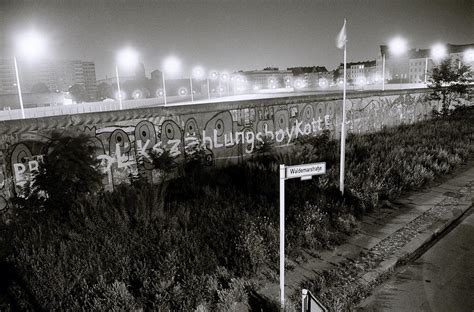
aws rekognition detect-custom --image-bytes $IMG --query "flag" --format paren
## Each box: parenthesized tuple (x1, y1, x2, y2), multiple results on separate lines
(336, 19, 347, 49)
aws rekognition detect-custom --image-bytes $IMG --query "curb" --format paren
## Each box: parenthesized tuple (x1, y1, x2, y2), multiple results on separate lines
(356, 200, 473, 304)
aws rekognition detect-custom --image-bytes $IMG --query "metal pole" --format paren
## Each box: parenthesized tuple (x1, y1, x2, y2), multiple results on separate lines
(115, 65, 123, 110)
(13, 56, 25, 119)
(340, 41, 347, 195)
(162, 72, 167, 106)
(382, 54, 385, 91)
(302, 289, 308, 312)
(424, 57, 428, 85)
(190, 77, 194, 102)
(279, 164, 286, 309)
(207, 78, 211, 100)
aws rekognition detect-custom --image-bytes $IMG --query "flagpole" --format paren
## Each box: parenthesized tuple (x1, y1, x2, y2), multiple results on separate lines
(339, 27, 347, 195)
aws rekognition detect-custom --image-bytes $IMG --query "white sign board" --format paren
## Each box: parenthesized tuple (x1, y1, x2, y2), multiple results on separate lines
(285, 162, 326, 179)
(302, 289, 328, 312)
(279, 164, 327, 309)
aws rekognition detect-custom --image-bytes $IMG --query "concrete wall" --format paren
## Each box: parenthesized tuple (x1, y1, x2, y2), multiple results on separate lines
(0, 88, 469, 214)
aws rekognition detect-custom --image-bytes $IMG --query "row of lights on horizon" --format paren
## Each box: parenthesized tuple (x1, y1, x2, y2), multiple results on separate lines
(117, 47, 248, 107)
(12, 29, 249, 115)
(10, 29, 474, 118)
(382, 36, 474, 90)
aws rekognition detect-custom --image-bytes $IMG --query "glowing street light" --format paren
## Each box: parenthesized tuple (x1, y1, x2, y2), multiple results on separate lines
(221, 72, 230, 96)
(207, 71, 219, 99)
(192, 66, 205, 79)
(14, 29, 47, 119)
(389, 37, 408, 56)
(132, 89, 143, 99)
(294, 79, 305, 90)
(156, 89, 164, 97)
(192, 66, 209, 101)
(209, 71, 219, 80)
(381, 36, 408, 91)
(178, 87, 188, 96)
(162, 55, 182, 105)
(464, 48, 474, 63)
(319, 78, 328, 88)
(431, 43, 447, 61)
(116, 47, 139, 109)
(190, 66, 203, 103)
(422, 43, 447, 84)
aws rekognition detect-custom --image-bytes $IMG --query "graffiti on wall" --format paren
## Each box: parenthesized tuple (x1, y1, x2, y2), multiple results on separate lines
(0, 91, 440, 213)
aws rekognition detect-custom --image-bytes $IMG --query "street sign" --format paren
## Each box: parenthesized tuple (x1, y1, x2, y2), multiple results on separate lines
(302, 289, 328, 312)
(279, 163, 326, 309)
(285, 162, 326, 180)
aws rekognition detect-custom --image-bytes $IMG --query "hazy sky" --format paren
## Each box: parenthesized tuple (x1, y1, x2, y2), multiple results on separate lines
(2, 0, 473, 79)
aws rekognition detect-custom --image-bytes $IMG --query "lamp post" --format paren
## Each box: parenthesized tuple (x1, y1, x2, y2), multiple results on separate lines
(192, 66, 205, 103)
(209, 71, 218, 99)
(13, 57, 25, 119)
(189, 77, 194, 102)
(14, 29, 47, 119)
(383, 37, 408, 90)
(116, 47, 139, 110)
(382, 53, 386, 91)
(162, 55, 181, 106)
(221, 72, 229, 96)
(425, 43, 447, 85)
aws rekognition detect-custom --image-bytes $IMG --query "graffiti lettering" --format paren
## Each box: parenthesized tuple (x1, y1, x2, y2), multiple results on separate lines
(136, 139, 152, 161)
(13, 156, 42, 186)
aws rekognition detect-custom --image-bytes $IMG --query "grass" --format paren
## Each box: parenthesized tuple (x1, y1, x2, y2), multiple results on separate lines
(0, 106, 473, 311)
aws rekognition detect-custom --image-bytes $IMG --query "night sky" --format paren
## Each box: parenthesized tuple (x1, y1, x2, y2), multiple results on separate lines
(2, 0, 473, 79)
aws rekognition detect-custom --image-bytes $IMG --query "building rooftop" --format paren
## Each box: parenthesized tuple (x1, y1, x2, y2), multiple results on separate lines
(287, 66, 328, 75)
(380, 43, 474, 58)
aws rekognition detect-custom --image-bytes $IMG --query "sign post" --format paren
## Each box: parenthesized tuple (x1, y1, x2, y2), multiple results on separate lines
(279, 162, 326, 310)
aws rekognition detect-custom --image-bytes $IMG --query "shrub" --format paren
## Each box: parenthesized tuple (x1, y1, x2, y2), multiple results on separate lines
(15, 132, 102, 218)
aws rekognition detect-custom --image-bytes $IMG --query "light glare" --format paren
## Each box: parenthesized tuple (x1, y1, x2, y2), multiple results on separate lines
(163, 55, 181, 76)
(117, 47, 139, 71)
(192, 66, 205, 79)
(15, 29, 47, 61)
(389, 37, 408, 56)
(463, 49, 474, 63)
(431, 43, 447, 61)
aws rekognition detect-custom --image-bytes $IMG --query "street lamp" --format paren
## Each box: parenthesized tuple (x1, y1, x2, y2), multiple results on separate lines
(431, 43, 447, 61)
(14, 29, 47, 119)
(209, 70, 219, 98)
(116, 47, 139, 109)
(162, 55, 182, 106)
(192, 66, 206, 102)
(382, 36, 408, 91)
(221, 72, 229, 96)
(464, 48, 474, 63)
(423, 43, 447, 84)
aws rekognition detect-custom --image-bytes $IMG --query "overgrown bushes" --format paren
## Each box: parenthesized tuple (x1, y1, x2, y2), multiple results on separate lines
(1, 106, 473, 311)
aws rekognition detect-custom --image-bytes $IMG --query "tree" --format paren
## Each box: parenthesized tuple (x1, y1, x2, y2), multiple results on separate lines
(68, 84, 89, 103)
(333, 67, 342, 83)
(26, 133, 102, 217)
(428, 58, 472, 115)
(31, 82, 50, 93)
(96, 82, 113, 101)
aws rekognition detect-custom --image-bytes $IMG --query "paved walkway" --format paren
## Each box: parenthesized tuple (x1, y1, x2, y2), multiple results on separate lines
(356, 210, 474, 311)
(257, 161, 474, 310)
